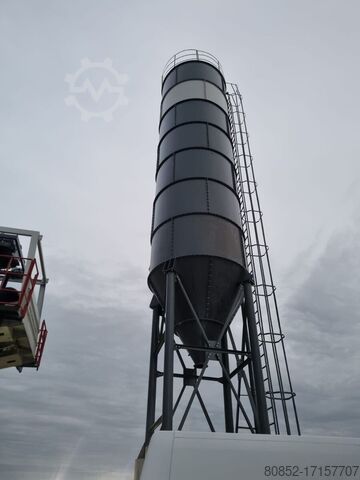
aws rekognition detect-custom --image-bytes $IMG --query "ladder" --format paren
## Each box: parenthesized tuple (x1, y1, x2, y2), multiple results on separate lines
(227, 84, 301, 435)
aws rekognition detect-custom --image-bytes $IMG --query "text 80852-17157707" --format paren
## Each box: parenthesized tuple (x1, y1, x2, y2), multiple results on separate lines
(264, 465, 360, 478)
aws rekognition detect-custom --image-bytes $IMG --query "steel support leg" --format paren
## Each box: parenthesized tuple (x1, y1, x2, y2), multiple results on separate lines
(243, 281, 270, 434)
(222, 335, 234, 432)
(145, 305, 160, 445)
(241, 303, 258, 428)
(161, 271, 176, 430)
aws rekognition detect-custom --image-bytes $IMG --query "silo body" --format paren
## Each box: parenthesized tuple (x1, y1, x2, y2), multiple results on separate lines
(148, 60, 247, 366)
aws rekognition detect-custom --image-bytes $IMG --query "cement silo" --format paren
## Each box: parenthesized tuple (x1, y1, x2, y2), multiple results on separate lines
(139, 51, 300, 466)
(149, 57, 248, 368)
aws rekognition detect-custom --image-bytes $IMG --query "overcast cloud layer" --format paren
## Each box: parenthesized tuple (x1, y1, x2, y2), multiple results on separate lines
(1, 1, 360, 478)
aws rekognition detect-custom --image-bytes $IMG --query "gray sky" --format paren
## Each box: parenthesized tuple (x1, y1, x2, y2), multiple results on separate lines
(1, 0, 360, 478)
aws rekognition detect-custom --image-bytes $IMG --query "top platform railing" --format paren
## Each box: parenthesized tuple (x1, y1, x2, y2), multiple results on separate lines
(162, 49, 224, 82)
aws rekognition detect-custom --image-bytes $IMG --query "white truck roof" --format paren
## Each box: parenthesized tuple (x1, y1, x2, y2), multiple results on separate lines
(139, 431, 360, 480)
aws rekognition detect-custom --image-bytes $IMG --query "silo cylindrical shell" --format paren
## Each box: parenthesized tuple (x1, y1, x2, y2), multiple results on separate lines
(148, 59, 247, 366)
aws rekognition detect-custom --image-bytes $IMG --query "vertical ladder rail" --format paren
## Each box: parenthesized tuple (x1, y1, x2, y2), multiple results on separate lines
(227, 93, 279, 434)
(227, 83, 301, 435)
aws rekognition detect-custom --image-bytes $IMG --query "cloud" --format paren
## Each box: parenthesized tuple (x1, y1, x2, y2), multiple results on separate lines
(0, 256, 151, 480)
(282, 226, 360, 437)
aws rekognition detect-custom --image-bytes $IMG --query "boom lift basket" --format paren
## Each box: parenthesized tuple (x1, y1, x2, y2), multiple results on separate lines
(0, 227, 48, 371)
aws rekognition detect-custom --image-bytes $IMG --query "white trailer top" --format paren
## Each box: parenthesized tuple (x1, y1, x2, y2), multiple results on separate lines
(139, 431, 360, 480)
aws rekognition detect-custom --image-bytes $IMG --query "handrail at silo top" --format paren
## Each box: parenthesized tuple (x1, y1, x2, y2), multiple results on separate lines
(162, 49, 224, 82)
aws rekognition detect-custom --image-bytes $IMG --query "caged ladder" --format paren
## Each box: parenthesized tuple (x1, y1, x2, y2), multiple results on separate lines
(227, 83, 301, 435)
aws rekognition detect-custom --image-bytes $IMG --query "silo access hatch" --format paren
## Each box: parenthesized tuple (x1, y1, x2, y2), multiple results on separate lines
(0, 227, 48, 371)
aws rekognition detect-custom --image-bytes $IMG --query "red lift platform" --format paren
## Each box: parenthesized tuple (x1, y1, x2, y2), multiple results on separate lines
(0, 227, 48, 371)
